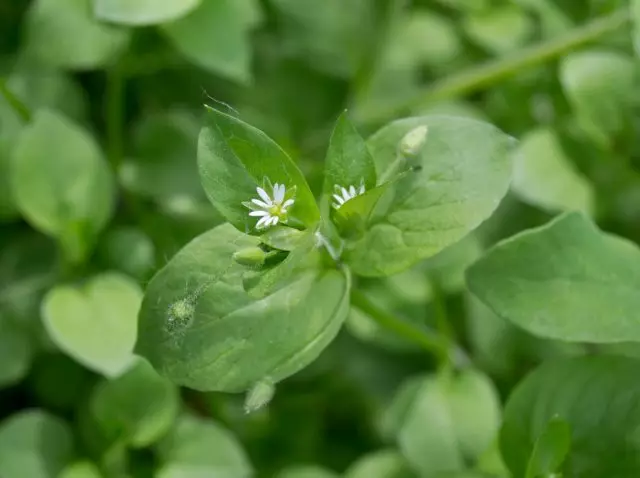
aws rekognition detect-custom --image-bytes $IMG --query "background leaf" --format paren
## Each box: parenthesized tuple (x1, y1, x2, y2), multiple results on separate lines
(512, 128, 594, 214)
(89, 357, 179, 448)
(501, 355, 640, 478)
(157, 414, 252, 478)
(24, 0, 129, 70)
(0, 409, 74, 478)
(161, 0, 261, 83)
(93, 0, 201, 26)
(42, 272, 141, 376)
(467, 212, 640, 343)
(11, 109, 115, 262)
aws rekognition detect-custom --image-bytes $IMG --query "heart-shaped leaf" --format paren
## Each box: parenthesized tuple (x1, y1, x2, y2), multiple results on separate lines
(137, 223, 350, 392)
(42, 272, 141, 376)
(467, 212, 640, 343)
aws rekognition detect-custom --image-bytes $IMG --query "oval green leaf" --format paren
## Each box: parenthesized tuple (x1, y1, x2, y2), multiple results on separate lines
(90, 357, 179, 448)
(42, 272, 142, 377)
(137, 223, 350, 392)
(25, 0, 129, 70)
(345, 116, 514, 277)
(161, 0, 259, 83)
(467, 212, 640, 343)
(0, 410, 74, 478)
(345, 449, 416, 478)
(157, 414, 252, 478)
(197, 108, 320, 233)
(512, 128, 594, 214)
(11, 109, 115, 263)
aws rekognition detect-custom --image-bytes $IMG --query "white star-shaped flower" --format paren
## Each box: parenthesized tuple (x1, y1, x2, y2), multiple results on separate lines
(332, 184, 365, 210)
(243, 182, 294, 229)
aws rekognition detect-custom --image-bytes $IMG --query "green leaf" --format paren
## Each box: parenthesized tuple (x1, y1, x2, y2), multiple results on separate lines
(501, 355, 640, 478)
(157, 414, 252, 478)
(324, 112, 376, 199)
(512, 128, 594, 214)
(24, 0, 129, 70)
(467, 212, 640, 343)
(137, 223, 350, 392)
(42, 272, 142, 376)
(59, 461, 103, 478)
(11, 109, 115, 263)
(0, 312, 33, 389)
(120, 111, 214, 221)
(197, 107, 320, 233)
(93, 0, 201, 26)
(423, 233, 482, 293)
(271, 0, 375, 78)
(463, 6, 534, 54)
(161, 0, 260, 83)
(346, 116, 514, 277)
(560, 49, 638, 144)
(0, 410, 74, 478)
(345, 449, 415, 478)
(525, 417, 571, 478)
(386, 370, 501, 477)
(98, 227, 156, 280)
(276, 466, 339, 478)
(90, 357, 179, 448)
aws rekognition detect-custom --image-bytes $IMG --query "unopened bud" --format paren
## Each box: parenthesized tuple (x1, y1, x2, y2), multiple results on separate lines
(399, 125, 428, 157)
(233, 247, 267, 266)
(244, 378, 275, 414)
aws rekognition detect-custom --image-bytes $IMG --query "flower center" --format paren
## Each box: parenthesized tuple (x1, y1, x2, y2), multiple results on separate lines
(269, 203, 285, 218)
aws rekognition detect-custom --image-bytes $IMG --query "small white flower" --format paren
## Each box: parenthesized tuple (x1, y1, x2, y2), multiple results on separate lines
(332, 183, 365, 210)
(243, 182, 295, 229)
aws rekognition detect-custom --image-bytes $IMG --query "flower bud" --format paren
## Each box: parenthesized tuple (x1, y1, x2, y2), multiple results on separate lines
(233, 247, 267, 266)
(399, 125, 428, 157)
(244, 378, 275, 414)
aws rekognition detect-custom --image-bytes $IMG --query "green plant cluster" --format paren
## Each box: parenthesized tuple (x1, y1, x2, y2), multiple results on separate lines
(1, 1, 640, 478)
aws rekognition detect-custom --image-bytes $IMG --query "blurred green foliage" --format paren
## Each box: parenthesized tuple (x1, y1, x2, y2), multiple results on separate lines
(1, 0, 640, 477)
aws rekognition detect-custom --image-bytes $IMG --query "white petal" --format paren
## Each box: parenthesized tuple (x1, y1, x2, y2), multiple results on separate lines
(359, 184, 365, 194)
(249, 210, 269, 216)
(256, 216, 271, 228)
(333, 194, 345, 205)
(256, 187, 272, 204)
(341, 187, 349, 198)
(251, 198, 270, 208)
(349, 185, 356, 196)
(273, 183, 285, 202)
(282, 198, 294, 208)
(270, 216, 279, 226)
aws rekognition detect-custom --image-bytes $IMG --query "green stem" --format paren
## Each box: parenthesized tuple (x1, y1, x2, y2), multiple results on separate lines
(356, 9, 630, 125)
(0, 77, 31, 122)
(350, 288, 451, 364)
(430, 280, 453, 341)
(105, 64, 125, 169)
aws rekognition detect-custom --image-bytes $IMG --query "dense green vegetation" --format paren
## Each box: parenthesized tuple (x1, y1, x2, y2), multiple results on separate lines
(1, 1, 640, 477)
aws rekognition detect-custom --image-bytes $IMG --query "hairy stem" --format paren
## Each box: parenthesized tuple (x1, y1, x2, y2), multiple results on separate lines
(351, 288, 453, 364)
(0, 77, 31, 122)
(356, 9, 630, 125)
